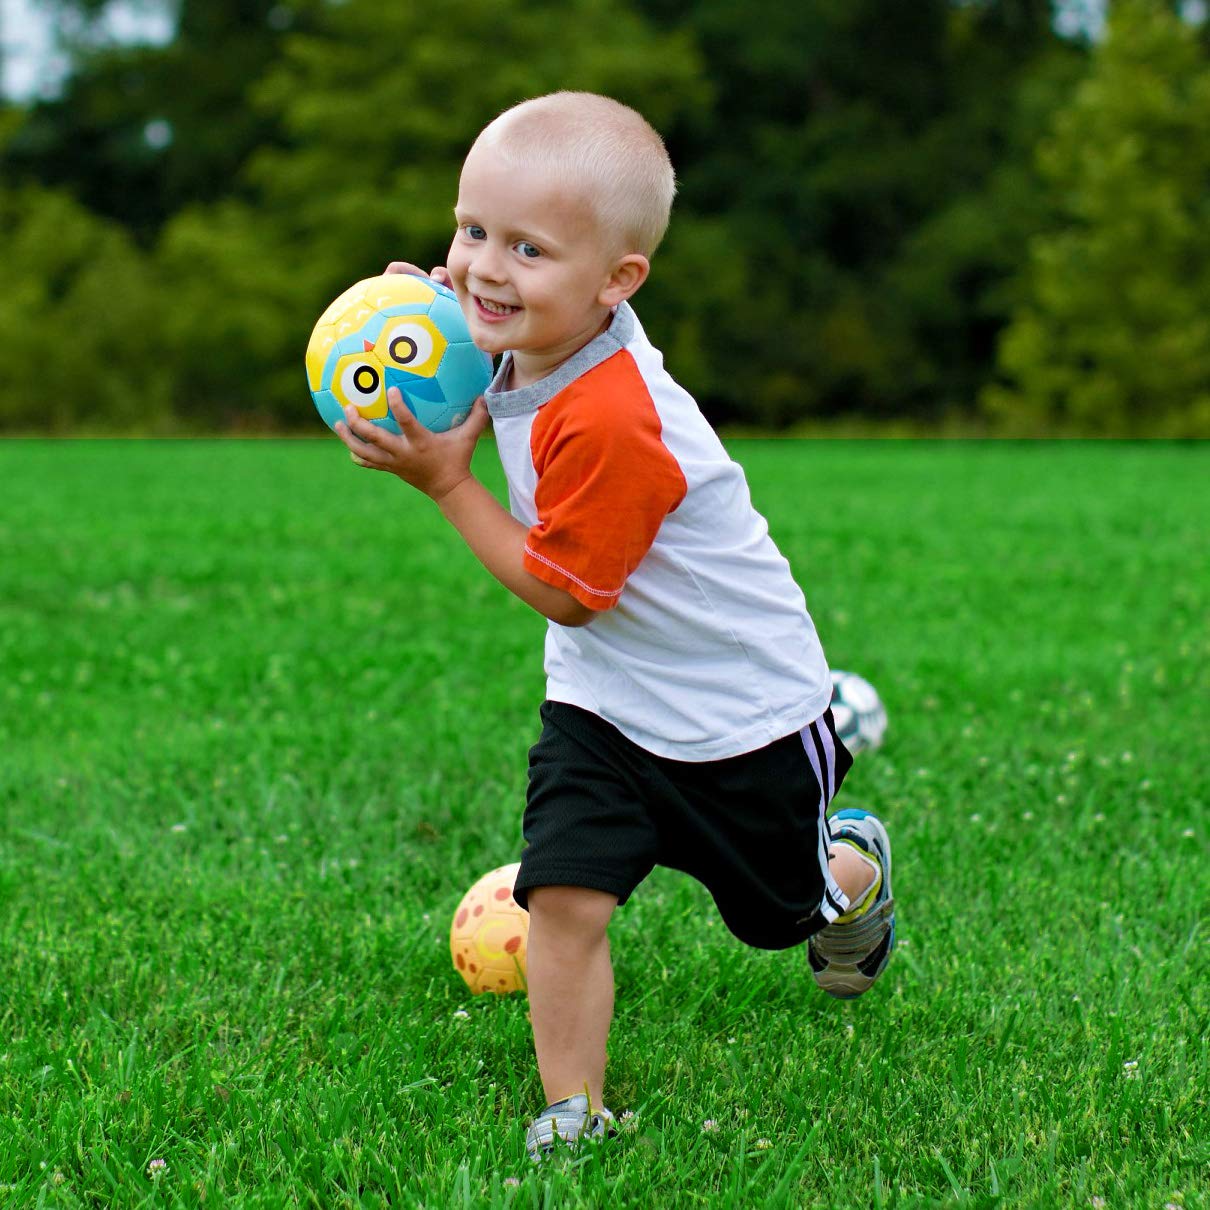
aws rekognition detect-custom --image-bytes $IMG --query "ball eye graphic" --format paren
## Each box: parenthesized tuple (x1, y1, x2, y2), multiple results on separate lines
(342, 359, 382, 402)
(331, 352, 389, 417)
(382, 321, 434, 369)
(373, 316, 445, 378)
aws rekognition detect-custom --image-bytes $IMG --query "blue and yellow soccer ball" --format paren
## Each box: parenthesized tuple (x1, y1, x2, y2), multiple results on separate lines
(305, 274, 492, 434)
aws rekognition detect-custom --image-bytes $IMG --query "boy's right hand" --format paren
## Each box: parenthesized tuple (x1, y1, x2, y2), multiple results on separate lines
(384, 261, 452, 288)
(336, 388, 489, 502)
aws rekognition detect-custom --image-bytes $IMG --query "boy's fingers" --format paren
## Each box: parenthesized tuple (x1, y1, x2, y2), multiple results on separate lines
(342, 405, 386, 445)
(461, 396, 491, 439)
(386, 388, 422, 434)
(336, 424, 380, 460)
(333, 419, 361, 450)
(336, 415, 392, 471)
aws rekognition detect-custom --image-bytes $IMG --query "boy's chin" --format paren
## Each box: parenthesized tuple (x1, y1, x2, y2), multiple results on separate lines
(466, 324, 514, 357)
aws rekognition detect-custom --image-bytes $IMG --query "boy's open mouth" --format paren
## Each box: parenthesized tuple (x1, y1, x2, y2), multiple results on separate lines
(475, 296, 521, 317)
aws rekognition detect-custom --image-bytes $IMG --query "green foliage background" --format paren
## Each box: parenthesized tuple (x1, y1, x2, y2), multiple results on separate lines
(2, 0, 1209, 435)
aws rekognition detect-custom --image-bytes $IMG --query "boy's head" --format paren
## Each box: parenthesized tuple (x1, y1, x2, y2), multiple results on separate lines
(473, 91, 676, 260)
(446, 92, 676, 384)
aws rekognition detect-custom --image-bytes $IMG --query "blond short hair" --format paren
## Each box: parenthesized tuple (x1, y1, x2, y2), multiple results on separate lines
(472, 91, 676, 258)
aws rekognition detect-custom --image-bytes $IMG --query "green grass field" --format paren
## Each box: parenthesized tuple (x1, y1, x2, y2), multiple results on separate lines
(1, 440, 1206, 1209)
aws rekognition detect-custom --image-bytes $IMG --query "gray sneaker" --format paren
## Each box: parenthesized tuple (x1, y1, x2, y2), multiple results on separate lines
(525, 1094, 617, 1161)
(807, 808, 895, 999)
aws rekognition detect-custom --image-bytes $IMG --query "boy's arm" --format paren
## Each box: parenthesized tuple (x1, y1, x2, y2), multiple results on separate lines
(335, 390, 594, 628)
(434, 476, 594, 627)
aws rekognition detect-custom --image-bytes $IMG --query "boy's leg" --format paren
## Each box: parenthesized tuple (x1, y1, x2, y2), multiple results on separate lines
(828, 838, 880, 906)
(809, 808, 895, 998)
(525, 884, 618, 1110)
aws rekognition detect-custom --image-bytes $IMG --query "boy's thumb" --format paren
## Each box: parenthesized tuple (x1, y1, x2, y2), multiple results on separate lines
(461, 396, 491, 438)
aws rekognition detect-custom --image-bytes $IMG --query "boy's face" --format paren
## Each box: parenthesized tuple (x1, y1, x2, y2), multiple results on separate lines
(447, 142, 630, 383)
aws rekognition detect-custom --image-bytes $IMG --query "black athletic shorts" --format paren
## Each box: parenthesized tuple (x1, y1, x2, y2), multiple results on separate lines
(513, 701, 854, 950)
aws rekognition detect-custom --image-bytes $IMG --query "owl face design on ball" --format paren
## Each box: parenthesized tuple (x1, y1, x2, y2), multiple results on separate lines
(306, 274, 492, 434)
(327, 312, 446, 419)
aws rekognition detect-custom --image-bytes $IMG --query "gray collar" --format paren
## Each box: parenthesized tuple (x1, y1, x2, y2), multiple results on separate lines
(485, 303, 636, 419)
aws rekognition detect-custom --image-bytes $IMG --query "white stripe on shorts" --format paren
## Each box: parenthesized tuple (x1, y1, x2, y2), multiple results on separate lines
(801, 716, 850, 923)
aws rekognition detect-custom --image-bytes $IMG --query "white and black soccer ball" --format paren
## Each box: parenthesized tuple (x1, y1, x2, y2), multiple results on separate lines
(829, 669, 887, 754)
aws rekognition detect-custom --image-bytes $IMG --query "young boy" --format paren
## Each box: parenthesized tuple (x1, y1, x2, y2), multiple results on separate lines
(334, 91, 896, 1161)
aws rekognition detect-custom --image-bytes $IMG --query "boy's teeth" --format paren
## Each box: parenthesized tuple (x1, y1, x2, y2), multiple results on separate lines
(479, 298, 517, 315)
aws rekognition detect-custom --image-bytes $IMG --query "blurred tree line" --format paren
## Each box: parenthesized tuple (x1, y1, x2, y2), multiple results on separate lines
(1, 0, 1207, 435)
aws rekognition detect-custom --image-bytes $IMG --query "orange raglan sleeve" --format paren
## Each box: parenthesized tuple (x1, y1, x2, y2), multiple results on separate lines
(522, 353, 687, 612)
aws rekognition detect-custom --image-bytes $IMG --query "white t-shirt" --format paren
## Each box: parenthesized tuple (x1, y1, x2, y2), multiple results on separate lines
(485, 302, 832, 761)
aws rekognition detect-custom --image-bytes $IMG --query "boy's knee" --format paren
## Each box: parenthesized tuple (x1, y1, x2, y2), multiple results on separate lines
(526, 885, 617, 937)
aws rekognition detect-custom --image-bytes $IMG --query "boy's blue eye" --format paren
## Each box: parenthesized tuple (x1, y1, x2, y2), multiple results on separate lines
(465, 225, 486, 240)
(515, 242, 541, 259)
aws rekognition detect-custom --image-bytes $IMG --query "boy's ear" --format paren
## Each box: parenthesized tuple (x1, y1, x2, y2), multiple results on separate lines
(598, 254, 650, 307)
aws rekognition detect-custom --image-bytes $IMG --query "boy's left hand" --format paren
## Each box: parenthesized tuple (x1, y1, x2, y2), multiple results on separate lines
(335, 387, 490, 503)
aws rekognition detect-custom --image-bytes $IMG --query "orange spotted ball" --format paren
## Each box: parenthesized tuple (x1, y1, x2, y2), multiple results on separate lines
(449, 862, 529, 995)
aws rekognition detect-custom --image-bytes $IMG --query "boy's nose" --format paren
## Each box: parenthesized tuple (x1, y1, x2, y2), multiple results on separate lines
(469, 242, 507, 284)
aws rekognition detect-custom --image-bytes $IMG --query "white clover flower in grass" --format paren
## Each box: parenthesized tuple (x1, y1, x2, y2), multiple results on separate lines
(702, 1119, 718, 1133)
(1090, 1198, 1106, 1209)
(453, 1010, 470, 1020)
(503, 1177, 520, 1188)
(147, 1159, 167, 1178)
(754, 1138, 772, 1150)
